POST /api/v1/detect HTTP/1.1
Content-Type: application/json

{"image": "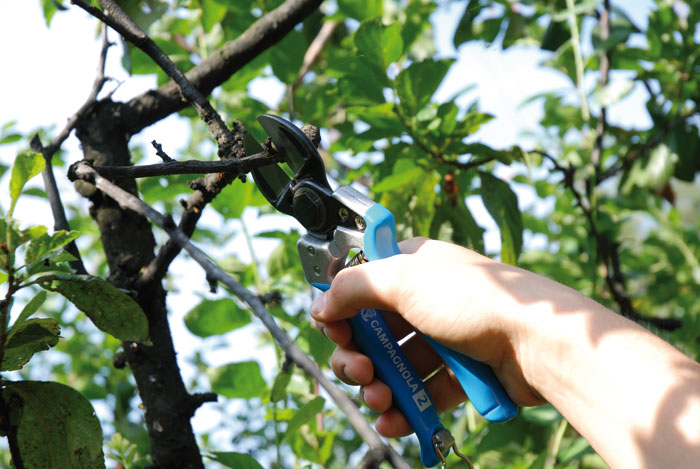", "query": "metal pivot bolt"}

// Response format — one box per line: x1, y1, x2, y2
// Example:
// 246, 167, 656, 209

307, 246, 315, 255
354, 215, 366, 231
338, 207, 349, 221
